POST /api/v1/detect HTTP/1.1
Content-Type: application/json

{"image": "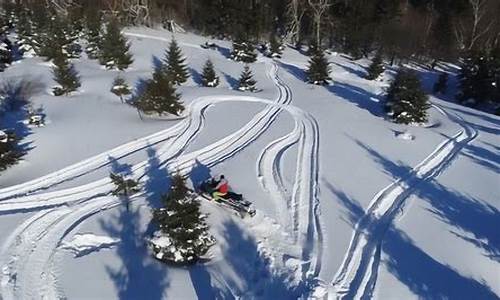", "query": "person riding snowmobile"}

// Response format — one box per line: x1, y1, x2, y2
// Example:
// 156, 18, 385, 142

212, 175, 228, 201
